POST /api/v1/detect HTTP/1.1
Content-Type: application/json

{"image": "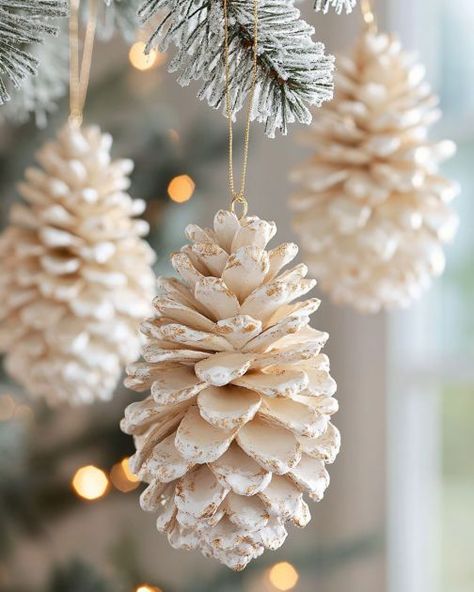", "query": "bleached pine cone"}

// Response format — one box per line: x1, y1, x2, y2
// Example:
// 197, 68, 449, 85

122, 209, 340, 570
290, 31, 459, 313
0, 123, 156, 404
